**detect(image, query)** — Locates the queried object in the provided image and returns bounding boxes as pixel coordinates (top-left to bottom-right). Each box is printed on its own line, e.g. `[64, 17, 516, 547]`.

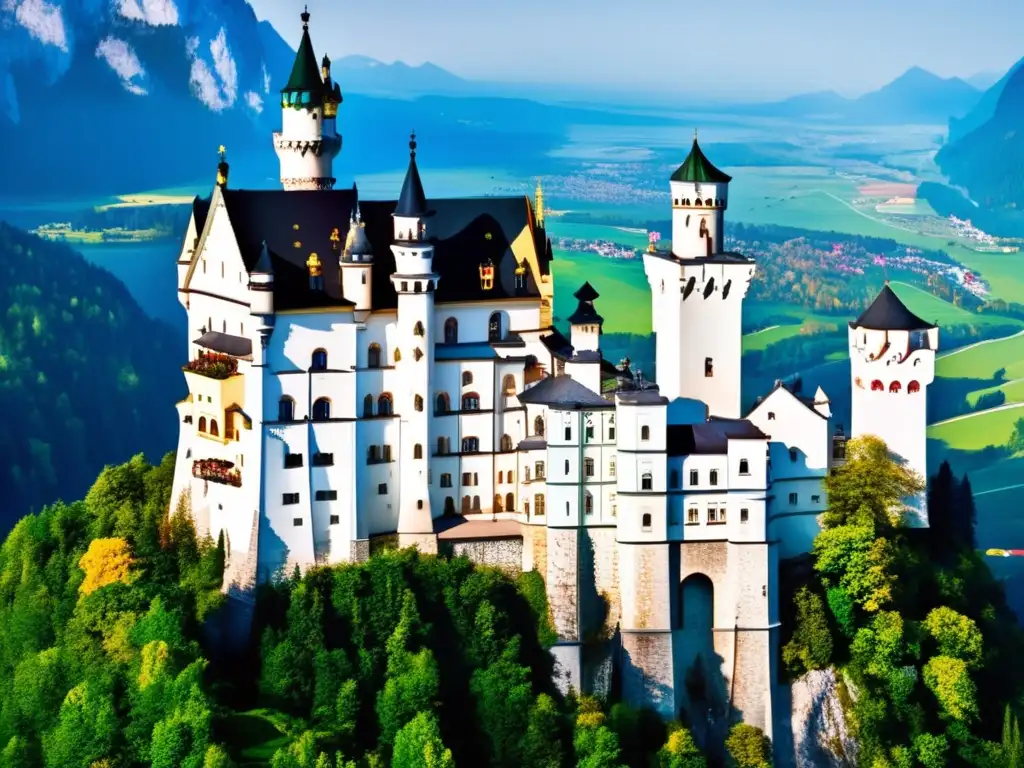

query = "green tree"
[1008, 417, 1024, 455]
[656, 724, 706, 768]
[812, 526, 897, 612]
[923, 606, 983, 667]
[573, 701, 624, 768]
[520, 694, 565, 768]
[782, 586, 833, 675]
[823, 435, 924, 530]
[923, 656, 978, 722]
[1002, 705, 1023, 768]
[391, 712, 454, 768]
[725, 723, 772, 767]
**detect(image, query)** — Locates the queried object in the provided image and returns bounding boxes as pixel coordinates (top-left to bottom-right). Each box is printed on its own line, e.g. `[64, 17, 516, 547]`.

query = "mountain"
[949, 56, 1024, 141]
[966, 70, 1003, 90]
[331, 54, 471, 96]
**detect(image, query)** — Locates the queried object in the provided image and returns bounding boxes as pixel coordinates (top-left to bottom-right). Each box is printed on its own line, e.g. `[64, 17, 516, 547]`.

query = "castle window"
[524, 467, 531, 482]
[708, 505, 724, 524]
[461, 393, 480, 411]
[908, 380, 920, 394]
[367, 446, 380, 463]
[586, 424, 594, 441]
[506, 492, 514, 512]
[313, 452, 334, 466]
[609, 459, 616, 477]
[378, 483, 387, 495]
[534, 415, 545, 436]
[585, 492, 594, 515]
[272, 395, 297, 424]
[222, 320, 227, 333]
[689, 469, 698, 485]
[462, 371, 474, 386]
[768, 412, 776, 420]
[401, 281, 408, 293]
[609, 425, 616, 440]
[565, 459, 570, 475]
[670, 470, 680, 489]
[444, 318, 458, 344]
[382, 445, 393, 463]
[435, 393, 450, 413]
[641, 472, 653, 491]
[283, 494, 299, 505]
[473, 495, 481, 511]
[565, 426, 571, 441]
[641, 425, 650, 441]
[210, 420, 219, 437]
[414, 395, 424, 412]
[494, 494, 504, 513]
[330, 515, 340, 525]
[414, 321, 425, 336]
[501, 434, 514, 452]
[498, 471, 504, 483]
[584, 458, 595, 477]
[440, 473, 452, 488]
[378, 394, 393, 416]
[871, 380, 884, 391]
[642, 513, 652, 531]
[312, 398, 331, 421]
[740, 508, 749, 523]
[535, 494, 546, 516]
[393, 348, 402, 363]
[812, 494, 821, 504]
[889, 381, 902, 393]
[363, 395, 374, 418]
[709, 469, 718, 486]
[444, 496, 455, 514]
[788, 492, 798, 505]
[488, 312, 502, 342]
[414, 282, 422, 293]
[437, 436, 450, 454]
[508, 471, 514, 483]
[462, 473, 479, 486]
[739, 459, 750, 475]
[368, 344, 382, 368]
[503, 374, 517, 395]
[315, 490, 338, 501]
[789, 448, 798, 462]
[461, 437, 480, 453]
[705, 357, 714, 377]
[311, 349, 327, 371]
[414, 348, 423, 361]
[284, 453, 303, 469]
[414, 444, 423, 459]
[535, 461, 545, 479]
[462, 496, 471, 513]
[198, 416, 207, 433]
[705, 198, 712, 206]
[681, 507, 697, 525]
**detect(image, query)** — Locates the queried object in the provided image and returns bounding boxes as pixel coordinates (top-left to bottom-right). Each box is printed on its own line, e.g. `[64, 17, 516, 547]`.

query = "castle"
[170, 8, 938, 737]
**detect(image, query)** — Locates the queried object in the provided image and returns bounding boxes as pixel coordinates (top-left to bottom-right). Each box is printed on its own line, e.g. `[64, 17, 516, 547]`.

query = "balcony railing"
[184, 353, 239, 380]
[193, 458, 241, 487]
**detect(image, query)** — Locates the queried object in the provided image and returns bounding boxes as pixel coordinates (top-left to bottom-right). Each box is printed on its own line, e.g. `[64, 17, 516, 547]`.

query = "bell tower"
[273, 7, 343, 191]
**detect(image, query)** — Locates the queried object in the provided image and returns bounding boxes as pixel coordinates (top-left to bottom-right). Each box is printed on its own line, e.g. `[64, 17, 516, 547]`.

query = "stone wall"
[547, 528, 581, 641]
[586, 527, 621, 634]
[521, 524, 548, 575]
[621, 631, 675, 717]
[447, 537, 523, 576]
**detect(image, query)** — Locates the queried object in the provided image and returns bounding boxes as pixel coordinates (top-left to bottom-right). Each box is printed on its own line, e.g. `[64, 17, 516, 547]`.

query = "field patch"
[928, 404, 1024, 452]
[937, 332, 1024, 381]
[966, 378, 1024, 407]
[889, 281, 1021, 329]
[859, 182, 918, 197]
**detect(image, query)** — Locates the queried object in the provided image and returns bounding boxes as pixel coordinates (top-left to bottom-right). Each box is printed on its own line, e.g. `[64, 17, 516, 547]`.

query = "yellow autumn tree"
[78, 538, 136, 595]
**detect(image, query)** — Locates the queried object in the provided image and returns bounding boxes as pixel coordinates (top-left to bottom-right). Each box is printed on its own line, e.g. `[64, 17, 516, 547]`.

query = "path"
[746, 324, 780, 337]
[930, 401, 1024, 428]
[938, 329, 1024, 361]
[976, 483, 1024, 498]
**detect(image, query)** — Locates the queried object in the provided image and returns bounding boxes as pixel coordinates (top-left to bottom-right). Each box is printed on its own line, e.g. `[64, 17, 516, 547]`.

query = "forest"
[0, 224, 181, 533]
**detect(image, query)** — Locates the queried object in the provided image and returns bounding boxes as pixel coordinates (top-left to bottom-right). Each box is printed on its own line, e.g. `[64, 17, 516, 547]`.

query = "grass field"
[552, 249, 651, 333]
[966, 378, 1024, 407]
[889, 281, 1024, 329]
[937, 332, 1024, 381]
[928, 404, 1024, 452]
[218, 709, 295, 764]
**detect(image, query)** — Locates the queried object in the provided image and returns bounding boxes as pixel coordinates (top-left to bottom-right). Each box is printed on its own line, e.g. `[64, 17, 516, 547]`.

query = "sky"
[250, 0, 1024, 99]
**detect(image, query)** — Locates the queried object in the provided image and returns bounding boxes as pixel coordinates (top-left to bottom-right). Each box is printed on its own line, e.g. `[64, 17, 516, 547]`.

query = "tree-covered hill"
[0, 222, 181, 532]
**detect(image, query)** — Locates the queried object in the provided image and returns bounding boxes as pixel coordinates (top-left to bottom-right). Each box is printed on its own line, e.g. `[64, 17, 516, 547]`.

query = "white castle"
[170, 9, 938, 737]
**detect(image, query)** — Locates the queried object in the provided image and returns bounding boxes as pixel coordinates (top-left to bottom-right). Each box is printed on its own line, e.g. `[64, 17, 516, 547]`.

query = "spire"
[535, 178, 545, 226]
[344, 203, 373, 260]
[216, 145, 229, 187]
[852, 284, 936, 332]
[671, 133, 732, 183]
[282, 7, 323, 97]
[394, 131, 429, 218]
[253, 240, 274, 275]
[568, 281, 604, 326]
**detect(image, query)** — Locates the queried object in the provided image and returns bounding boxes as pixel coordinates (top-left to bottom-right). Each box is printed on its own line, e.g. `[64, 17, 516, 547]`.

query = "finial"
[409, 131, 417, 156]
[218, 144, 226, 160]
[535, 178, 545, 226]
[355, 201, 362, 223]
[301, 5, 310, 27]
[693, 127, 698, 142]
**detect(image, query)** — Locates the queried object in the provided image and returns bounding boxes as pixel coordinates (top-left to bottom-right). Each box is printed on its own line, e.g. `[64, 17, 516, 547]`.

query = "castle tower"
[849, 283, 938, 526]
[643, 133, 754, 418]
[273, 7, 342, 191]
[564, 282, 604, 394]
[390, 133, 439, 552]
[341, 197, 374, 315]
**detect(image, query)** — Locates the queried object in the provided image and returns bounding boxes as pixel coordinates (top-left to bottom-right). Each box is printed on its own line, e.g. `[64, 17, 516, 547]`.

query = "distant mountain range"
[948, 57, 1024, 141]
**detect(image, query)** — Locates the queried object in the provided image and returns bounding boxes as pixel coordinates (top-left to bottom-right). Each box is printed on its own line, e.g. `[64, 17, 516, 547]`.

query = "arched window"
[488, 312, 502, 342]
[462, 371, 473, 386]
[503, 374, 516, 395]
[363, 394, 374, 418]
[641, 425, 651, 441]
[437, 436, 450, 454]
[444, 497, 455, 514]
[368, 343, 382, 368]
[908, 380, 921, 394]
[494, 494, 503, 513]
[393, 348, 402, 363]
[414, 444, 423, 459]
[642, 472, 653, 490]
[312, 398, 331, 421]
[198, 416, 207, 432]
[739, 459, 750, 475]
[506, 492, 514, 512]
[534, 415, 545, 436]
[210, 419, 220, 437]
[642, 513, 652, 530]
[278, 397, 294, 422]
[498, 471, 504, 483]
[444, 318, 458, 344]
[414, 395, 424, 412]
[378, 394, 393, 415]
[461, 437, 479, 453]
[414, 321, 425, 336]
[670, 469, 680, 489]
[871, 380, 884, 392]
[461, 392, 480, 411]
[507, 471, 514, 484]
[584, 492, 594, 515]
[889, 381, 901, 393]
[470, 495, 479, 511]
[435, 393, 450, 414]
[311, 348, 327, 371]
[462, 496, 471, 513]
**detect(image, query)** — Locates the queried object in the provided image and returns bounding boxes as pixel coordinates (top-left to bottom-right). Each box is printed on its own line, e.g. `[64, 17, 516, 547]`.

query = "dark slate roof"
[395, 136, 430, 218]
[252, 241, 274, 274]
[616, 388, 669, 405]
[193, 197, 211, 238]
[670, 138, 732, 184]
[667, 418, 767, 456]
[214, 189, 543, 312]
[851, 284, 937, 331]
[194, 331, 253, 358]
[283, 13, 324, 95]
[518, 375, 613, 410]
[541, 327, 572, 359]
[574, 282, 599, 301]
[567, 282, 604, 325]
[518, 437, 547, 451]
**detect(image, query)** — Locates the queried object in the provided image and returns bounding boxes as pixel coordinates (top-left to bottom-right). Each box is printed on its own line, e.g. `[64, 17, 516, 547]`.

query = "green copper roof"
[671, 139, 732, 184]
[282, 23, 323, 94]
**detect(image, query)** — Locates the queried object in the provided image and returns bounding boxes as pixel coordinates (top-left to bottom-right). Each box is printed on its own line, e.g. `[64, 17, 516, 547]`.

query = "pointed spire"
[216, 145, 229, 187]
[394, 131, 429, 218]
[282, 7, 323, 96]
[568, 281, 603, 326]
[535, 178, 545, 226]
[671, 132, 732, 183]
[253, 240, 274, 275]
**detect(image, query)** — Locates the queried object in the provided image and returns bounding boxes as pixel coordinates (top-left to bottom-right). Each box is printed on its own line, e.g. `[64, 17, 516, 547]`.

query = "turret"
[272, 7, 342, 191]
[848, 283, 938, 527]
[340, 198, 374, 313]
[248, 241, 275, 320]
[670, 131, 731, 259]
[565, 282, 604, 394]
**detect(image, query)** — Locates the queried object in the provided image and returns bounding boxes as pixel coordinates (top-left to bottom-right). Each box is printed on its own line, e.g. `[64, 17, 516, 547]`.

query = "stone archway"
[675, 573, 729, 751]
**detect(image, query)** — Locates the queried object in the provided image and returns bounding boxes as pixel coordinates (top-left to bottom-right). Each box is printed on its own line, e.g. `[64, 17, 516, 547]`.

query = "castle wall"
[446, 537, 522, 574]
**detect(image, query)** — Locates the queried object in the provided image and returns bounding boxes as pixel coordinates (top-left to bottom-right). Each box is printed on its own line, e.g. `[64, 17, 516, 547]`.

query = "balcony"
[183, 353, 238, 380]
[193, 458, 241, 487]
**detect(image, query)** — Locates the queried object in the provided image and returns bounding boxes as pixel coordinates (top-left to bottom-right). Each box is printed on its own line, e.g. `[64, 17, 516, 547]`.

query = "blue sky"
[250, 0, 1024, 98]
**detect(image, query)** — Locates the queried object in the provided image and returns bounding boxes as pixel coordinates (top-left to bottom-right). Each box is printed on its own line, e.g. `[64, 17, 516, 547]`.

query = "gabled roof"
[667, 418, 768, 456]
[670, 138, 732, 184]
[851, 284, 936, 331]
[283, 12, 323, 95]
[748, 378, 828, 421]
[518, 375, 613, 410]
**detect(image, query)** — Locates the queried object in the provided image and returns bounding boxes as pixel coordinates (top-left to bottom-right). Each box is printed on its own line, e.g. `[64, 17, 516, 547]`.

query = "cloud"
[244, 90, 263, 113]
[95, 36, 148, 95]
[5, 0, 68, 52]
[188, 28, 238, 111]
[116, 0, 179, 26]
[262, 62, 270, 94]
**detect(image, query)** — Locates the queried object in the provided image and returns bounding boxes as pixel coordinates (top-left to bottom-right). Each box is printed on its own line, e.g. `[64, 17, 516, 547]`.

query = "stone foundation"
[621, 631, 675, 717]
[448, 538, 523, 575]
[398, 532, 438, 555]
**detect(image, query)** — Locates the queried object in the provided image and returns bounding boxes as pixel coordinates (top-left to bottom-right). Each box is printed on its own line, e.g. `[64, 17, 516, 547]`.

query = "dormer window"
[479, 260, 495, 290]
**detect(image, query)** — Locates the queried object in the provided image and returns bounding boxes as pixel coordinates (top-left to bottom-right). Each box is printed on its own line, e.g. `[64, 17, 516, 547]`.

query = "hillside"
[0, 222, 181, 531]
[949, 56, 1024, 141]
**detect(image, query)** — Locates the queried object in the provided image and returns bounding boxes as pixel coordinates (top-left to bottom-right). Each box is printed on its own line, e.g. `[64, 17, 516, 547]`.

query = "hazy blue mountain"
[949, 56, 1024, 141]
[966, 70, 1003, 90]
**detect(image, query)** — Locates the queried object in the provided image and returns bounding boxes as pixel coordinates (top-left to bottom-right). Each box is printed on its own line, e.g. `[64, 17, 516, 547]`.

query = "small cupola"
[344, 204, 373, 262]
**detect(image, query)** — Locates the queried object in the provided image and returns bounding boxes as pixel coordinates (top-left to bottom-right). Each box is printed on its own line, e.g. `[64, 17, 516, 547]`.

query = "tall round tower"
[273, 8, 343, 191]
[849, 283, 939, 526]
